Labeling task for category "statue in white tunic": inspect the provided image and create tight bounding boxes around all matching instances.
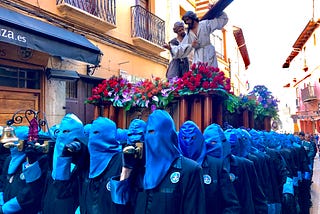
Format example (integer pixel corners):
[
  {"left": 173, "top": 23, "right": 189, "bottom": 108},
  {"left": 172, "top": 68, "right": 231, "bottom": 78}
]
[{"left": 171, "top": 10, "right": 228, "bottom": 68}]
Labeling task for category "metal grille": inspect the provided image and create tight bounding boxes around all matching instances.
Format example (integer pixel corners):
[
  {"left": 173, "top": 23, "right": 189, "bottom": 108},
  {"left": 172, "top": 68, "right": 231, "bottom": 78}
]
[{"left": 66, "top": 81, "right": 77, "bottom": 99}]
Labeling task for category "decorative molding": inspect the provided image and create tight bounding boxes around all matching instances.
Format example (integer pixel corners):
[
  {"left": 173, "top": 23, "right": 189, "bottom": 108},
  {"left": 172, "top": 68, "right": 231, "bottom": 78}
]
[{"left": 132, "top": 37, "right": 166, "bottom": 55}]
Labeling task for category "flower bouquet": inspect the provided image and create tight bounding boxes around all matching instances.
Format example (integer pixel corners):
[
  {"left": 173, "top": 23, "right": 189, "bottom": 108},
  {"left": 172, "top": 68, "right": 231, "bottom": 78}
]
[
  {"left": 85, "top": 76, "right": 176, "bottom": 112},
  {"left": 175, "top": 62, "right": 231, "bottom": 96},
  {"left": 85, "top": 76, "right": 133, "bottom": 108},
  {"left": 126, "top": 77, "right": 176, "bottom": 111},
  {"left": 248, "top": 85, "right": 279, "bottom": 119},
  {"left": 85, "top": 63, "right": 234, "bottom": 112}
]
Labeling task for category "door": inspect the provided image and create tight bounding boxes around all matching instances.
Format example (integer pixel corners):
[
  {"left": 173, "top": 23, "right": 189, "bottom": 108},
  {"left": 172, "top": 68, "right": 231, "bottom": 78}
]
[
  {"left": 0, "top": 65, "right": 41, "bottom": 126},
  {"left": 65, "top": 77, "right": 103, "bottom": 124},
  {"left": 136, "top": 0, "right": 149, "bottom": 9},
  {"left": 0, "top": 88, "right": 40, "bottom": 126}
]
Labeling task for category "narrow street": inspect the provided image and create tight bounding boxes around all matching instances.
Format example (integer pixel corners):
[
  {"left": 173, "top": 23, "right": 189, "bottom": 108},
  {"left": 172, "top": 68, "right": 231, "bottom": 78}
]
[{"left": 311, "top": 156, "right": 320, "bottom": 214}]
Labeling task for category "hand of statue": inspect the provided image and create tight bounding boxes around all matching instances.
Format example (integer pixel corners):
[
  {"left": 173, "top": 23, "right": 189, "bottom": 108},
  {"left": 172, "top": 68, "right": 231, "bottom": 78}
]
[
  {"left": 192, "top": 39, "right": 200, "bottom": 49},
  {"left": 163, "top": 43, "right": 171, "bottom": 50}
]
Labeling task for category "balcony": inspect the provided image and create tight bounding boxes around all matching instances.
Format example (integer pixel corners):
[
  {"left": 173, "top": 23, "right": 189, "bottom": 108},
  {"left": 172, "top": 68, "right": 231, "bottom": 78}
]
[
  {"left": 131, "top": 5, "right": 166, "bottom": 55},
  {"left": 56, "top": 0, "right": 116, "bottom": 33},
  {"left": 301, "top": 85, "right": 317, "bottom": 102},
  {"left": 296, "top": 98, "right": 300, "bottom": 110}
]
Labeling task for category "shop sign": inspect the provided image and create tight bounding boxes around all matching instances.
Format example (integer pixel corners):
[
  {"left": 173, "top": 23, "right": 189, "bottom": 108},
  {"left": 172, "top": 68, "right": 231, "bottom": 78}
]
[{"left": 0, "top": 24, "right": 27, "bottom": 44}]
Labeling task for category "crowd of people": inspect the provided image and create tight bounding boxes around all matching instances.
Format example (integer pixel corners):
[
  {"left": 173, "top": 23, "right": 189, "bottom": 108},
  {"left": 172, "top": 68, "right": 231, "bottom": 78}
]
[
  {"left": 0, "top": 3, "right": 318, "bottom": 214},
  {"left": 0, "top": 109, "right": 317, "bottom": 214}
]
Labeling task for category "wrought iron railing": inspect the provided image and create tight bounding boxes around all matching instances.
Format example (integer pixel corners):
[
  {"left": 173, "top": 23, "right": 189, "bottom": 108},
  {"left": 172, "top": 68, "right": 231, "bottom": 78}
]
[
  {"left": 301, "top": 85, "right": 317, "bottom": 102},
  {"left": 131, "top": 5, "right": 165, "bottom": 47},
  {"left": 56, "top": 0, "right": 116, "bottom": 25}
]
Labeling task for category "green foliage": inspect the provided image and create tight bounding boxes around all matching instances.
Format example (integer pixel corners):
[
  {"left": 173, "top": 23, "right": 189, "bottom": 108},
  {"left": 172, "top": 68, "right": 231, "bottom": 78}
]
[
  {"left": 224, "top": 94, "right": 239, "bottom": 114},
  {"left": 224, "top": 85, "right": 279, "bottom": 121}
]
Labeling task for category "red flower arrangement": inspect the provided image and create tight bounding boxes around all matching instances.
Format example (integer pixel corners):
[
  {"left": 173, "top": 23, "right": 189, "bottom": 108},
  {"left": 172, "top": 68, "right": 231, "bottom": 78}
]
[
  {"left": 85, "top": 76, "right": 176, "bottom": 111},
  {"left": 85, "top": 63, "right": 232, "bottom": 111},
  {"left": 126, "top": 77, "right": 176, "bottom": 111},
  {"left": 85, "top": 76, "right": 133, "bottom": 107},
  {"left": 175, "top": 62, "right": 231, "bottom": 96}
]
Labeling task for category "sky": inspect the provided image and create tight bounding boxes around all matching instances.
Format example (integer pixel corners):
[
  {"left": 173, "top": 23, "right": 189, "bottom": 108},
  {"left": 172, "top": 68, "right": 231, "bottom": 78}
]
[{"left": 224, "top": 0, "right": 314, "bottom": 102}]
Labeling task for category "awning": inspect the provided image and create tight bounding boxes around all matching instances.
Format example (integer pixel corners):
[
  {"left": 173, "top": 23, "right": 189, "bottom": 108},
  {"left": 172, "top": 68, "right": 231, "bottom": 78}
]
[
  {"left": 46, "top": 68, "right": 80, "bottom": 81},
  {"left": 0, "top": 7, "right": 102, "bottom": 65},
  {"left": 233, "top": 26, "right": 250, "bottom": 69},
  {"left": 282, "top": 19, "right": 320, "bottom": 68}
]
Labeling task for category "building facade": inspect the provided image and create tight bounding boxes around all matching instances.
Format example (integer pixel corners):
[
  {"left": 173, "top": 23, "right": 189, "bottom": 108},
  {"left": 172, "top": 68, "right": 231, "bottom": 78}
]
[
  {"left": 0, "top": 0, "right": 249, "bottom": 128},
  {"left": 283, "top": 18, "right": 320, "bottom": 134},
  {"left": 0, "top": 0, "right": 169, "bottom": 127}
]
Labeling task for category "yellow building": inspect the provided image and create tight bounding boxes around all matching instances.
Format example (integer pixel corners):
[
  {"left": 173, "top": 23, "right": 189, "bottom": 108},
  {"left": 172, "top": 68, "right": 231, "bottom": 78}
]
[
  {"left": 0, "top": 0, "right": 170, "bottom": 126},
  {"left": 0, "top": 0, "right": 249, "bottom": 127}
]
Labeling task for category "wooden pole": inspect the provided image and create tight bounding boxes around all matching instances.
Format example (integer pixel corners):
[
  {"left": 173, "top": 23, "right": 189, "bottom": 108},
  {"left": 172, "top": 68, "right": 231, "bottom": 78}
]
[
  {"left": 203, "top": 95, "right": 212, "bottom": 131},
  {"left": 243, "top": 109, "right": 249, "bottom": 128},
  {"left": 190, "top": 96, "right": 203, "bottom": 131},
  {"left": 179, "top": 97, "right": 188, "bottom": 128}
]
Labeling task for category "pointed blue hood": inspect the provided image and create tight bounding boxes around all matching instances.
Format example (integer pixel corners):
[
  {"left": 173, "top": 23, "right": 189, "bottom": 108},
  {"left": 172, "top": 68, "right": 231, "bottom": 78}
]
[
  {"left": 203, "top": 123, "right": 230, "bottom": 159},
  {"left": 83, "top": 123, "right": 92, "bottom": 144},
  {"left": 88, "top": 117, "right": 121, "bottom": 178},
  {"left": 143, "top": 110, "right": 180, "bottom": 189},
  {"left": 234, "top": 128, "right": 252, "bottom": 157},
  {"left": 116, "top": 128, "right": 128, "bottom": 145},
  {"left": 127, "top": 119, "right": 146, "bottom": 145},
  {"left": 178, "top": 121, "right": 206, "bottom": 165},
  {"left": 224, "top": 129, "right": 241, "bottom": 156},
  {"left": 52, "top": 113, "right": 84, "bottom": 178}
]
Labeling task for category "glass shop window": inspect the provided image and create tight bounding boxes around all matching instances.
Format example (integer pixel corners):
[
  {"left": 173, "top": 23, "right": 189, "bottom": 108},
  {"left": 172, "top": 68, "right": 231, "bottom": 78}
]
[{"left": 0, "top": 66, "right": 40, "bottom": 89}]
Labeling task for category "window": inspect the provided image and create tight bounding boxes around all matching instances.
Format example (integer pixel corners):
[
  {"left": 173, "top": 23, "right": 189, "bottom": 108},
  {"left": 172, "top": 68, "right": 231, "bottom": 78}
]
[
  {"left": 66, "top": 81, "right": 77, "bottom": 99},
  {"left": 0, "top": 66, "right": 40, "bottom": 89},
  {"left": 211, "top": 32, "right": 224, "bottom": 58}
]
